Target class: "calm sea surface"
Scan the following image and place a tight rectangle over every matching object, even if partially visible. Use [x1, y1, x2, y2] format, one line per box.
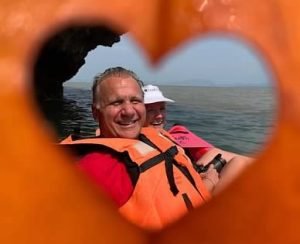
[47, 83, 276, 156]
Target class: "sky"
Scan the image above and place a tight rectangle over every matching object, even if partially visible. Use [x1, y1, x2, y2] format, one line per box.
[69, 33, 273, 87]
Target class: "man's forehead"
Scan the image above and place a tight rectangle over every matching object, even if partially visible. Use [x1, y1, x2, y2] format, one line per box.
[100, 75, 140, 89]
[98, 77, 143, 99]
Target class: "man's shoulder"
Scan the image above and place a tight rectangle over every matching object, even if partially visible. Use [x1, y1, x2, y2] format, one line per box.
[59, 135, 127, 158]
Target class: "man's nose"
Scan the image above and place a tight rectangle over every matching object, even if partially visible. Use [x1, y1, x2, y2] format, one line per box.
[121, 103, 135, 115]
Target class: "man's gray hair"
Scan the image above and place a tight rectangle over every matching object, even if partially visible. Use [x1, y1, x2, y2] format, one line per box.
[92, 66, 144, 105]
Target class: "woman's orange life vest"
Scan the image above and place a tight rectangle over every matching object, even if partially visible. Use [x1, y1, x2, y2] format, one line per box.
[61, 127, 211, 230]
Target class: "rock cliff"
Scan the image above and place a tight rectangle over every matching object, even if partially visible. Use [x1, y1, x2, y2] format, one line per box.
[33, 24, 121, 101]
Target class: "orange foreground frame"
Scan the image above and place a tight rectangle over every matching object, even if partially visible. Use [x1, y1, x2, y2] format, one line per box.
[1, 0, 300, 243]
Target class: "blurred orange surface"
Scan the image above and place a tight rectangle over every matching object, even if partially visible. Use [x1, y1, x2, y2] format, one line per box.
[1, 0, 300, 243]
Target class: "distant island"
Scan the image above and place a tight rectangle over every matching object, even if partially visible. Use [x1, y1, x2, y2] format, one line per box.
[63, 81, 92, 89]
[151, 79, 270, 87]
[65, 79, 270, 88]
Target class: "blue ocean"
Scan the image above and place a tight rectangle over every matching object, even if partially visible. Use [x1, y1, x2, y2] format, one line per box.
[50, 83, 276, 156]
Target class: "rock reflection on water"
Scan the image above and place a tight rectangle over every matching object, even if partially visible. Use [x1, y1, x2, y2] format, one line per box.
[39, 87, 98, 141]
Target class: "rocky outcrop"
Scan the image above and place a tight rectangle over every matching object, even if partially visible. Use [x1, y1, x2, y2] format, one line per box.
[33, 24, 122, 101]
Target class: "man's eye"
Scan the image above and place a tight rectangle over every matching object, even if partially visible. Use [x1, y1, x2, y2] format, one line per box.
[132, 99, 142, 104]
[111, 101, 121, 106]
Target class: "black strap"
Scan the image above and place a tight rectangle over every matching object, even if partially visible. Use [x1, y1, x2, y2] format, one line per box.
[182, 193, 194, 211]
[121, 151, 140, 186]
[139, 146, 178, 172]
[164, 149, 179, 196]
[140, 133, 201, 194]
[66, 133, 201, 197]
[139, 133, 199, 196]
[69, 134, 100, 141]
[138, 134, 161, 151]
[139, 134, 200, 196]
[174, 162, 200, 194]
[139, 145, 180, 196]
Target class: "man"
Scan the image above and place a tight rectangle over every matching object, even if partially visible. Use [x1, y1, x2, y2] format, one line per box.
[61, 67, 211, 230]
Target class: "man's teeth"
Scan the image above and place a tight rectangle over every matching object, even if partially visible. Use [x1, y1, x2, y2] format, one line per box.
[120, 121, 136, 125]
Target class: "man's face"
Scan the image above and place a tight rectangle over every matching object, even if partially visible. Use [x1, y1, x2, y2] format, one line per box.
[144, 102, 166, 129]
[94, 76, 146, 139]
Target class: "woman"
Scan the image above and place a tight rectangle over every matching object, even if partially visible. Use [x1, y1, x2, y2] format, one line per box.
[143, 84, 253, 195]
[143, 84, 214, 161]
[143, 84, 174, 129]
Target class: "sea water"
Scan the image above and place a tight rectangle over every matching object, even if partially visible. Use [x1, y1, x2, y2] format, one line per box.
[47, 83, 276, 156]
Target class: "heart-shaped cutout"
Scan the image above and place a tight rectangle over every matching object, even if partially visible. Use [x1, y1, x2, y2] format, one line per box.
[1, 0, 300, 243]
[33, 21, 276, 230]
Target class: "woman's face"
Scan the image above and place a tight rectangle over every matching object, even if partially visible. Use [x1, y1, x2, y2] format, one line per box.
[144, 102, 166, 129]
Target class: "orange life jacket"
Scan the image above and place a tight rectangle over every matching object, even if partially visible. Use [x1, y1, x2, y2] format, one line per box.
[61, 127, 211, 230]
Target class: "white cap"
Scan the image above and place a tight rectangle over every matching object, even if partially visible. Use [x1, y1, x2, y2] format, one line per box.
[142, 85, 175, 104]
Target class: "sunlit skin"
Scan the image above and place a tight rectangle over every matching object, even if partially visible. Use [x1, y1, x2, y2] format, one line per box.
[144, 102, 166, 129]
[92, 76, 146, 139]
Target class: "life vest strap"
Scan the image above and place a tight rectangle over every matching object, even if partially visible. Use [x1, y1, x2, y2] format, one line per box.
[139, 146, 180, 196]
[182, 193, 194, 211]
[139, 146, 178, 172]
[139, 133, 200, 197]
[138, 133, 161, 151]
[164, 149, 179, 196]
[173, 161, 200, 194]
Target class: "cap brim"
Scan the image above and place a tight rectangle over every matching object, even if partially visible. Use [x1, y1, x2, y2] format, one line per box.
[164, 98, 175, 103]
[144, 97, 175, 104]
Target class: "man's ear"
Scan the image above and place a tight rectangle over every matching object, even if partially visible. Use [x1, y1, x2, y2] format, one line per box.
[92, 104, 98, 121]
